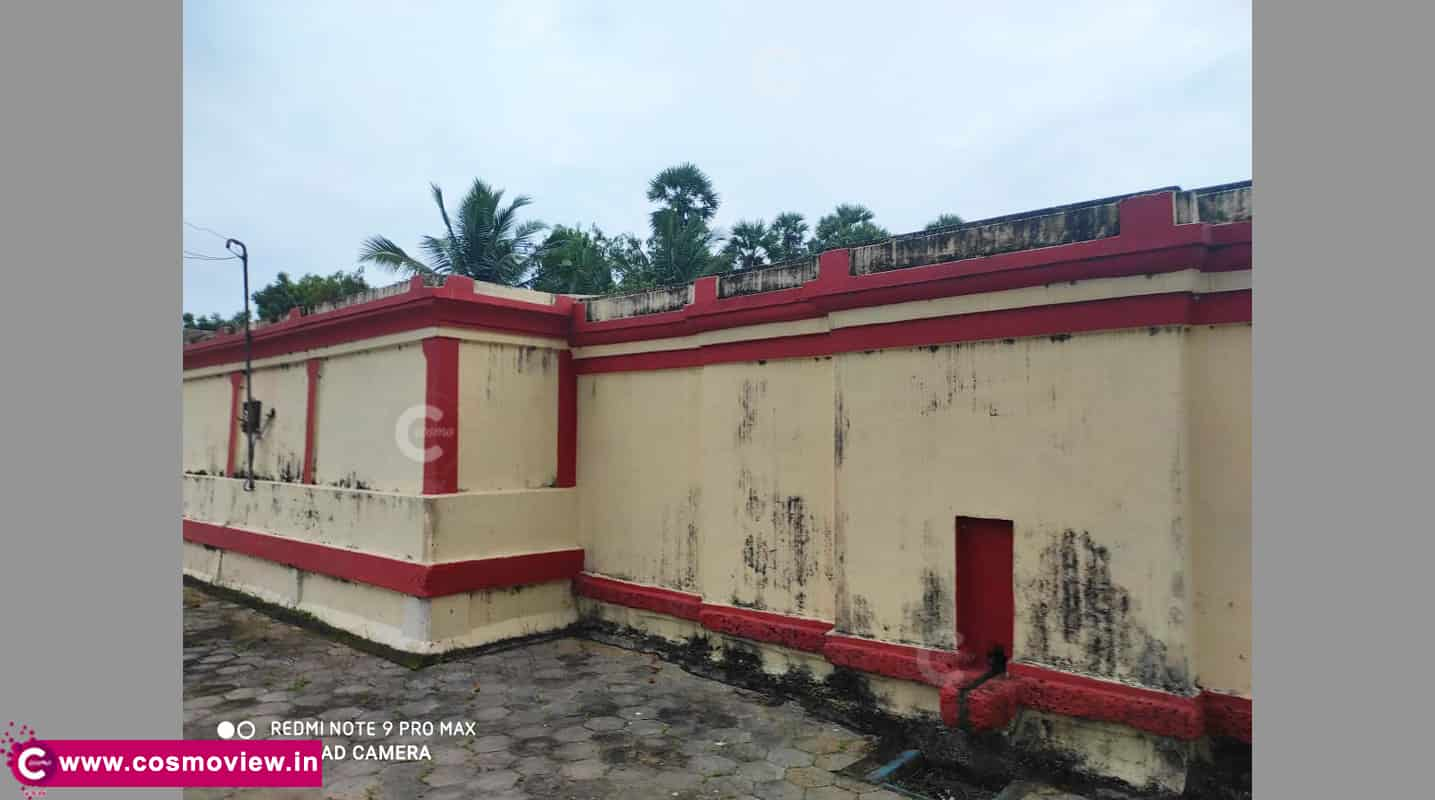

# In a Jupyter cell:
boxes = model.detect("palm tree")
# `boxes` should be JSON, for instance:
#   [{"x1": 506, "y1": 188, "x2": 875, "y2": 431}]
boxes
[
  {"x1": 646, "y1": 163, "x2": 719, "y2": 228},
  {"x1": 723, "y1": 220, "x2": 775, "y2": 271},
  {"x1": 768, "y1": 212, "x2": 810, "y2": 262},
  {"x1": 925, "y1": 213, "x2": 966, "y2": 231},
  {"x1": 359, "y1": 179, "x2": 546, "y2": 286},
  {"x1": 813, "y1": 204, "x2": 891, "y2": 251},
  {"x1": 649, "y1": 208, "x2": 725, "y2": 284}
]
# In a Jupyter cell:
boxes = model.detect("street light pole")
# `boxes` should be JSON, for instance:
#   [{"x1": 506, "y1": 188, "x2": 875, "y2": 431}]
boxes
[{"x1": 226, "y1": 238, "x2": 255, "y2": 492}]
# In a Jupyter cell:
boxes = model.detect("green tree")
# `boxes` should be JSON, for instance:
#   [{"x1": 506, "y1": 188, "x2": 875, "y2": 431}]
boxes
[
  {"x1": 607, "y1": 232, "x2": 657, "y2": 290},
  {"x1": 925, "y1": 213, "x2": 966, "y2": 230},
  {"x1": 646, "y1": 163, "x2": 719, "y2": 228},
  {"x1": 359, "y1": 179, "x2": 546, "y2": 285},
  {"x1": 812, "y1": 204, "x2": 891, "y2": 251},
  {"x1": 527, "y1": 225, "x2": 618, "y2": 295},
  {"x1": 722, "y1": 219, "x2": 775, "y2": 271},
  {"x1": 649, "y1": 208, "x2": 726, "y2": 285},
  {"x1": 183, "y1": 310, "x2": 250, "y2": 331},
  {"x1": 250, "y1": 269, "x2": 370, "y2": 323},
  {"x1": 644, "y1": 164, "x2": 726, "y2": 284},
  {"x1": 767, "y1": 212, "x2": 810, "y2": 262}
]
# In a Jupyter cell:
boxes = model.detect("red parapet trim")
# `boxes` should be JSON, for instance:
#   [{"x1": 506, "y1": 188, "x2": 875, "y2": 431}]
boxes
[
  {"x1": 822, "y1": 635, "x2": 969, "y2": 688},
  {"x1": 572, "y1": 573, "x2": 703, "y2": 621},
  {"x1": 1200, "y1": 690, "x2": 1252, "y2": 743},
  {"x1": 183, "y1": 283, "x2": 571, "y2": 371},
  {"x1": 225, "y1": 372, "x2": 243, "y2": 477},
  {"x1": 1007, "y1": 663, "x2": 1203, "y2": 740},
  {"x1": 422, "y1": 338, "x2": 460, "y2": 494},
  {"x1": 302, "y1": 359, "x2": 321, "y2": 484},
  {"x1": 556, "y1": 350, "x2": 577, "y2": 487},
  {"x1": 182, "y1": 519, "x2": 583, "y2": 598},
  {"x1": 698, "y1": 604, "x2": 834, "y2": 653},
  {"x1": 570, "y1": 193, "x2": 1251, "y2": 347},
  {"x1": 575, "y1": 291, "x2": 1254, "y2": 375}
]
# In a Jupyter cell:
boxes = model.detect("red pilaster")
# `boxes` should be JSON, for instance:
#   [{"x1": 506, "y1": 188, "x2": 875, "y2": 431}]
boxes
[{"x1": 422, "y1": 337, "x2": 460, "y2": 494}]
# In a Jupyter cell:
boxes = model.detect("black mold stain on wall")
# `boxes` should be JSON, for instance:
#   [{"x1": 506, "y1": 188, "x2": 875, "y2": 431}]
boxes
[
  {"x1": 735, "y1": 378, "x2": 768, "y2": 444},
  {"x1": 656, "y1": 487, "x2": 701, "y2": 592},
  {"x1": 734, "y1": 469, "x2": 826, "y2": 614},
  {"x1": 1027, "y1": 530, "x2": 1188, "y2": 693},
  {"x1": 901, "y1": 569, "x2": 954, "y2": 647}
]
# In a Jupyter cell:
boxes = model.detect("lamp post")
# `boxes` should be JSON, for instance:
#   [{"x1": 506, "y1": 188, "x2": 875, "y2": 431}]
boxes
[{"x1": 225, "y1": 238, "x2": 255, "y2": 492}]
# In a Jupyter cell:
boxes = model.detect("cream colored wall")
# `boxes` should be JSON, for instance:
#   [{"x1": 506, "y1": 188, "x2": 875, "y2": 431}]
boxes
[
  {"x1": 239, "y1": 362, "x2": 309, "y2": 481},
  {"x1": 427, "y1": 488, "x2": 578, "y2": 561},
  {"x1": 1187, "y1": 324, "x2": 1252, "y2": 696},
  {"x1": 182, "y1": 374, "x2": 232, "y2": 475},
  {"x1": 457, "y1": 342, "x2": 560, "y2": 491},
  {"x1": 313, "y1": 342, "x2": 426, "y2": 493},
  {"x1": 577, "y1": 368, "x2": 703, "y2": 591},
  {"x1": 697, "y1": 358, "x2": 836, "y2": 620},
  {"x1": 836, "y1": 330, "x2": 1194, "y2": 689},
  {"x1": 182, "y1": 475, "x2": 429, "y2": 562}
]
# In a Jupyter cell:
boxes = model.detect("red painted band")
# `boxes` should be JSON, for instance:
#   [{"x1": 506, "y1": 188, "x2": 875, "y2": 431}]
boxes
[
  {"x1": 184, "y1": 287, "x2": 571, "y2": 371},
  {"x1": 1005, "y1": 663, "x2": 1204, "y2": 740},
  {"x1": 578, "y1": 572, "x2": 1250, "y2": 742},
  {"x1": 422, "y1": 338, "x2": 460, "y2": 494},
  {"x1": 226, "y1": 372, "x2": 243, "y2": 477},
  {"x1": 1200, "y1": 690, "x2": 1253, "y2": 743},
  {"x1": 182, "y1": 519, "x2": 583, "y2": 598},
  {"x1": 822, "y1": 635, "x2": 972, "y2": 688},
  {"x1": 572, "y1": 573, "x2": 703, "y2": 621},
  {"x1": 302, "y1": 359, "x2": 321, "y2": 484},
  {"x1": 575, "y1": 291, "x2": 1253, "y2": 375},
  {"x1": 698, "y1": 604, "x2": 834, "y2": 653},
  {"x1": 556, "y1": 350, "x2": 577, "y2": 487}
]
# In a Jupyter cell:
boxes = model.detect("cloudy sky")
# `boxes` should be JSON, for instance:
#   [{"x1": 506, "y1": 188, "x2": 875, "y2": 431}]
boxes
[{"x1": 183, "y1": 0, "x2": 1251, "y2": 316}]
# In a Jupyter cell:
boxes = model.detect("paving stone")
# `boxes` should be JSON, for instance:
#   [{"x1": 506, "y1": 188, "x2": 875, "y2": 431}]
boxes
[
  {"x1": 554, "y1": 740, "x2": 601, "y2": 761},
  {"x1": 766, "y1": 746, "x2": 815, "y2": 768},
  {"x1": 784, "y1": 766, "x2": 835, "y2": 788},
  {"x1": 473, "y1": 734, "x2": 512, "y2": 753},
  {"x1": 560, "y1": 758, "x2": 610, "y2": 780},
  {"x1": 690, "y1": 753, "x2": 740, "y2": 776},
  {"x1": 806, "y1": 786, "x2": 858, "y2": 800},
  {"x1": 753, "y1": 780, "x2": 805, "y2": 800},
  {"x1": 180, "y1": 587, "x2": 892, "y2": 800},
  {"x1": 467, "y1": 768, "x2": 521, "y2": 792},
  {"x1": 814, "y1": 751, "x2": 865, "y2": 771}
]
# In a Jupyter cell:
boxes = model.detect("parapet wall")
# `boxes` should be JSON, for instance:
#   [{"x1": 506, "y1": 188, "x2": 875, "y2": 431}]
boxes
[{"x1": 181, "y1": 183, "x2": 1252, "y2": 792}]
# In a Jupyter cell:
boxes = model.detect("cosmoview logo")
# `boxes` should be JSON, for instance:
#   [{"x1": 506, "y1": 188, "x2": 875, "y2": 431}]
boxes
[
  {"x1": 4, "y1": 723, "x2": 51, "y2": 799},
  {"x1": 394, "y1": 404, "x2": 453, "y2": 464},
  {"x1": 14, "y1": 746, "x2": 52, "y2": 783}
]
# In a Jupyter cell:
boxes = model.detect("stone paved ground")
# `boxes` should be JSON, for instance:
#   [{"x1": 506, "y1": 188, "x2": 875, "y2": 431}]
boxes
[{"x1": 182, "y1": 587, "x2": 911, "y2": 800}]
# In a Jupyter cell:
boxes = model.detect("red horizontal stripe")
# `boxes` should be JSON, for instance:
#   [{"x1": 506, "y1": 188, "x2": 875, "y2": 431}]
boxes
[
  {"x1": 576, "y1": 291, "x2": 1253, "y2": 375},
  {"x1": 1006, "y1": 663, "x2": 1203, "y2": 740},
  {"x1": 572, "y1": 573, "x2": 703, "y2": 621},
  {"x1": 182, "y1": 519, "x2": 582, "y2": 598},
  {"x1": 578, "y1": 572, "x2": 1250, "y2": 742},
  {"x1": 698, "y1": 604, "x2": 834, "y2": 653},
  {"x1": 822, "y1": 635, "x2": 971, "y2": 688},
  {"x1": 1200, "y1": 690, "x2": 1253, "y2": 743}
]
